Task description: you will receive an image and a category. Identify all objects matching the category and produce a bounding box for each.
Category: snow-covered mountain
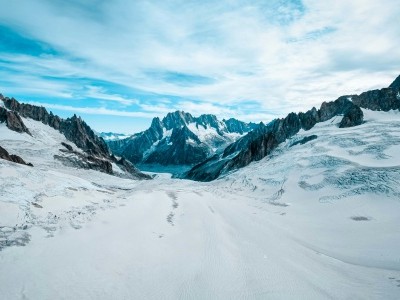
[185,75,400,181]
[0,95,150,180]
[98,132,131,141]
[1,99,400,299]
[107,111,257,166]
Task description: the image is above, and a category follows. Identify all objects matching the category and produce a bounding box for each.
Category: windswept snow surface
[1,110,400,299]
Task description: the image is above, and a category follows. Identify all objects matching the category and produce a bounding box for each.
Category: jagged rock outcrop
[298,107,319,131]
[2,97,62,129]
[163,111,194,129]
[0,107,31,134]
[0,145,33,166]
[224,118,257,134]
[109,117,164,163]
[339,105,364,128]
[318,96,355,122]
[352,88,400,112]
[290,135,318,147]
[389,75,400,90]
[59,115,109,158]
[107,111,257,166]
[1,97,108,158]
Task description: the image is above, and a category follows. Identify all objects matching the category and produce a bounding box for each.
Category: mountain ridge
[107,110,257,166]
[184,74,400,181]
[0,94,150,179]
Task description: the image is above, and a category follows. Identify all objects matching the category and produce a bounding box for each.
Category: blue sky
[0,0,399,133]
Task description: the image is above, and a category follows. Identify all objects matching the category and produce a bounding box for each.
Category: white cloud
[0,0,399,130]
[85,86,138,106]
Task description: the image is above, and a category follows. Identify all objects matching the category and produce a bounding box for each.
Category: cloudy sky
[0,0,399,133]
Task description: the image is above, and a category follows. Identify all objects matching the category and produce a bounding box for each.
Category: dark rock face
[318,96,354,122]
[186,133,279,182]
[224,118,258,134]
[290,135,318,147]
[389,75,400,90]
[271,112,302,143]
[352,88,400,111]
[145,125,209,165]
[0,145,33,166]
[222,123,269,158]
[339,105,364,128]
[59,115,109,158]
[228,132,279,170]
[163,111,194,130]
[111,117,164,163]
[107,110,255,166]
[197,114,221,133]
[2,97,61,127]
[61,142,73,151]
[0,107,31,134]
[298,107,319,130]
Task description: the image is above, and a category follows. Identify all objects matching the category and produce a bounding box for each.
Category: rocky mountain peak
[196,114,221,130]
[171,125,201,144]
[0,106,31,135]
[223,118,258,134]
[389,74,400,90]
[150,116,163,129]
[162,111,194,130]
[107,110,255,166]
[59,115,109,158]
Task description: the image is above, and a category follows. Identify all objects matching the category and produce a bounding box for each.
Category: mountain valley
[0,76,400,299]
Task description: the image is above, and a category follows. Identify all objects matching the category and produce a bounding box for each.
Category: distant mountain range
[1,74,399,182]
[98,132,131,141]
[106,111,257,166]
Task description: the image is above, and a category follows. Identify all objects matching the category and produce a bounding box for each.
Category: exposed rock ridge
[389,74,400,90]
[0,106,31,135]
[1,97,108,158]
[0,145,33,166]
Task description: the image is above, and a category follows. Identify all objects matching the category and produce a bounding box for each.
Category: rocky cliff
[0,145,33,167]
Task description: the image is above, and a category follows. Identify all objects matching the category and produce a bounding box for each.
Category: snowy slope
[0,109,400,299]
[0,116,86,168]
[213,109,400,270]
